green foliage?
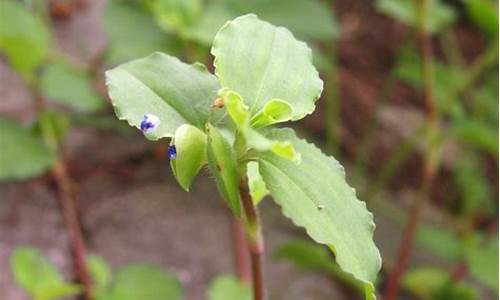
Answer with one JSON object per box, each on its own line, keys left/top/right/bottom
{"left": 0, "top": 0, "right": 51, "bottom": 81}
{"left": 466, "top": 237, "right": 499, "bottom": 292}
{"left": 246, "top": 161, "right": 268, "bottom": 205}
{"left": 39, "top": 62, "right": 104, "bottom": 112}
{"left": 0, "top": 119, "right": 55, "bottom": 181}
{"left": 170, "top": 124, "right": 207, "bottom": 191}
{"left": 212, "top": 14, "right": 323, "bottom": 121}
{"left": 403, "top": 267, "right": 478, "bottom": 300}
{"left": 258, "top": 129, "right": 381, "bottom": 299}
{"left": 375, "top": 0, "right": 457, "bottom": 33}
{"left": 104, "top": 0, "right": 181, "bottom": 65}
{"left": 207, "top": 275, "right": 252, "bottom": 300}
{"left": 105, "top": 52, "right": 221, "bottom": 140}
{"left": 11, "top": 247, "right": 82, "bottom": 300}
{"left": 87, "top": 255, "right": 112, "bottom": 291}
{"left": 102, "top": 265, "right": 183, "bottom": 300}
{"left": 463, "top": 0, "right": 499, "bottom": 38}
{"left": 416, "top": 226, "right": 462, "bottom": 261}
{"left": 105, "top": 14, "right": 380, "bottom": 299}
{"left": 206, "top": 124, "right": 241, "bottom": 216}
{"left": 453, "top": 153, "right": 494, "bottom": 217}
{"left": 146, "top": 0, "right": 203, "bottom": 33}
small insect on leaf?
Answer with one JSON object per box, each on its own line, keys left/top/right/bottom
{"left": 140, "top": 113, "right": 160, "bottom": 134}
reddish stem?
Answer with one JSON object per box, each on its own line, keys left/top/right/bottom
{"left": 239, "top": 180, "right": 265, "bottom": 300}
{"left": 52, "top": 159, "right": 93, "bottom": 300}
{"left": 232, "top": 216, "right": 251, "bottom": 283}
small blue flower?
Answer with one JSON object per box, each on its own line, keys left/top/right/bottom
{"left": 168, "top": 145, "right": 177, "bottom": 159}
{"left": 140, "top": 114, "right": 160, "bottom": 134}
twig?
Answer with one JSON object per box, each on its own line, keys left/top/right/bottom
{"left": 52, "top": 159, "right": 93, "bottom": 300}
{"left": 383, "top": 0, "right": 439, "bottom": 299}
{"left": 239, "top": 179, "right": 265, "bottom": 300}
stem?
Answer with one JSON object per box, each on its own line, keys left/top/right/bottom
{"left": 34, "top": 91, "right": 93, "bottom": 299}
{"left": 383, "top": 1, "right": 438, "bottom": 299}
{"left": 232, "top": 216, "right": 251, "bottom": 283}
{"left": 52, "top": 159, "right": 93, "bottom": 300}
{"left": 239, "top": 179, "right": 265, "bottom": 300}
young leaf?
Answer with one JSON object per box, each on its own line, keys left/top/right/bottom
{"left": 0, "top": 119, "right": 55, "bottom": 181}
{"left": 87, "top": 255, "right": 112, "bottom": 290}
{"left": 258, "top": 128, "right": 381, "bottom": 300}
{"left": 206, "top": 124, "right": 241, "bottom": 216}
{"left": 11, "top": 247, "right": 81, "bottom": 300}
{"left": 0, "top": 0, "right": 51, "bottom": 81}
{"left": 466, "top": 237, "right": 499, "bottom": 292}
{"left": 211, "top": 14, "right": 323, "bottom": 121}
{"left": 464, "top": 0, "right": 499, "bottom": 38}
{"left": 207, "top": 275, "right": 252, "bottom": 300}
{"left": 105, "top": 52, "right": 221, "bottom": 140}
{"left": 104, "top": 0, "right": 181, "bottom": 65}
{"left": 250, "top": 99, "right": 293, "bottom": 129}
{"left": 40, "top": 62, "right": 103, "bottom": 112}
{"left": 170, "top": 124, "right": 207, "bottom": 191}
{"left": 246, "top": 161, "right": 268, "bottom": 205}
{"left": 146, "top": 0, "right": 203, "bottom": 33}
{"left": 107, "top": 265, "right": 183, "bottom": 300}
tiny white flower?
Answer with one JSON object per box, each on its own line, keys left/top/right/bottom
{"left": 140, "top": 114, "right": 160, "bottom": 134}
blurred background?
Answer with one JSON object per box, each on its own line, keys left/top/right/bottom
{"left": 0, "top": 0, "right": 498, "bottom": 299}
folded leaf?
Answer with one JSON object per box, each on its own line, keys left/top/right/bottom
{"left": 258, "top": 128, "right": 381, "bottom": 299}
{"left": 206, "top": 124, "right": 241, "bottom": 216}
{"left": 106, "top": 52, "right": 221, "bottom": 140}
{"left": 246, "top": 161, "right": 268, "bottom": 205}
{"left": 211, "top": 14, "right": 323, "bottom": 121}
{"left": 170, "top": 124, "right": 207, "bottom": 191}
{"left": 251, "top": 99, "right": 293, "bottom": 128}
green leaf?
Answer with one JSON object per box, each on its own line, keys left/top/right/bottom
{"left": 40, "top": 62, "right": 103, "bottom": 112}
{"left": 246, "top": 129, "right": 301, "bottom": 163}
{"left": 0, "top": 0, "right": 51, "bottom": 81}
{"left": 36, "top": 111, "right": 71, "bottom": 147}
{"left": 206, "top": 124, "right": 241, "bottom": 216}
{"left": 146, "top": 0, "right": 203, "bottom": 33}
{"left": 87, "top": 255, "right": 111, "bottom": 290}
{"left": 37, "top": 283, "right": 82, "bottom": 300}
{"left": 108, "top": 265, "right": 183, "bottom": 300}
{"left": 211, "top": 14, "right": 323, "bottom": 121}
{"left": 464, "top": 0, "right": 499, "bottom": 38}
{"left": 0, "top": 119, "right": 55, "bottom": 181}
{"left": 250, "top": 99, "right": 293, "bottom": 129}
{"left": 451, "top": 119, "right": 499, "bottom": 156}
{"left": 207, "top": 276, "right": 252, "bottom": 300}
{"left": 466, "top": 237, "right": 499, "bottom": 292}
{"left": 274, "top": 240, "right": 366, "bottom": 294}
{"left": 220, "top": 89, "right": 300, "bottom": 162}
{"left": 416, "top": 226, "right": 462, "bottom": 261}
{"left": 375, "top": 0, "right": 457, "bottom": 33}
{"left": 170, "top": 124, "right": 207, "bottom": 191}
{"left": 402, "top": 267, "right": 449, "bottom": 299}
{"left": 104, "top": 0, "right": 181, "bottom": 65}
{"left": 105, "top": 52, "right": 221, "bottom": 140}
{"left": 220, "top": 89, "right": 250, "bottom": 129}
{"left": 246, "top": 161, "right": 268, "bottom": 205}
{"left": 221, "top": 0, "right": 340, "bottom": 42}
{"left": 184, "top": 0, "right": 340, "bottom": 47}
{"left": 11, "top": 247, "right": 76, "bottom": 298}
{"left": 258, "top": 128, "right": 381, "bottom": 300}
